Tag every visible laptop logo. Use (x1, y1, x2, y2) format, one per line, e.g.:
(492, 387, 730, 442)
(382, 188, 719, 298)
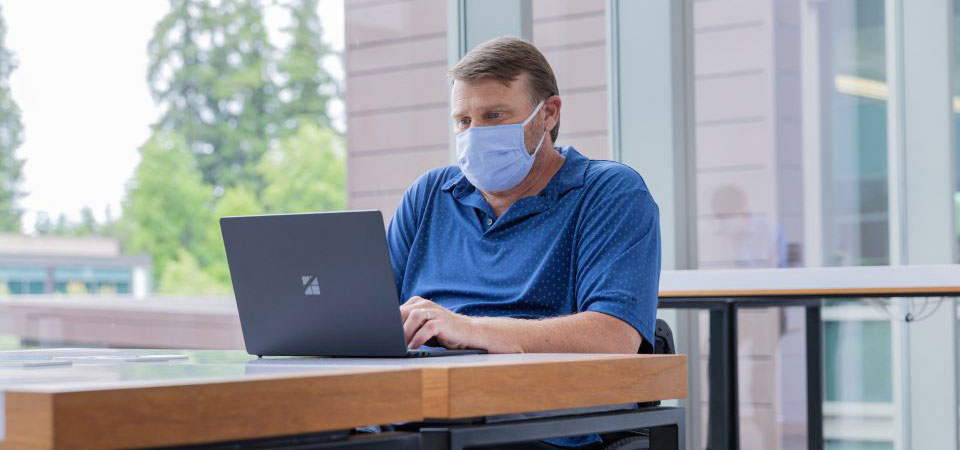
(301, 275, 321, 296)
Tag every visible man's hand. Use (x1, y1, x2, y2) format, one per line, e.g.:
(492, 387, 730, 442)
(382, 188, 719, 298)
(400, 296, 478, 350)
(399, 296, 641, 354)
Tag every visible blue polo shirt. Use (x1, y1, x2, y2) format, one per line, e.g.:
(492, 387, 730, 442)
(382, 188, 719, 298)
(387, 145, 660, 345)
(386, 146, 660, 447)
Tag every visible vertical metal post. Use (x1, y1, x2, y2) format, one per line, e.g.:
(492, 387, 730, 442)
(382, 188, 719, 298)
(805, 303, 824, 450)
(708, 303, 739, 450)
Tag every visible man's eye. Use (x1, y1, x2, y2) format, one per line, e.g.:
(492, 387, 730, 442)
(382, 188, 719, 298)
(457, 118, 471, 127)
(488, 112, 501, 120)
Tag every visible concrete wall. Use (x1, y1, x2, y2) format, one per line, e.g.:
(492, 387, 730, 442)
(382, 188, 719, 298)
(532, 0, 608, 161)
(344, 0, 451, 222)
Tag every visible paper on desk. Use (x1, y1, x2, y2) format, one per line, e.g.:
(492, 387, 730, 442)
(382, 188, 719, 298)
(52, 354, 189, 363)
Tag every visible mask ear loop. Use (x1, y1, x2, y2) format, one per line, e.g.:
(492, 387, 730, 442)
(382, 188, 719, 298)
(522, 100, 546, 126)
(524, 99, 548, 156)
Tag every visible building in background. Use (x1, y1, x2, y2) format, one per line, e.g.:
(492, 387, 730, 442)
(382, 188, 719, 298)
(0, 233, 150, 298)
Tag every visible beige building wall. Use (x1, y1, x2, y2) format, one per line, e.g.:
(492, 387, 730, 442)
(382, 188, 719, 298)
(344, 0, 451, 222)
(532, 0, 609, 161)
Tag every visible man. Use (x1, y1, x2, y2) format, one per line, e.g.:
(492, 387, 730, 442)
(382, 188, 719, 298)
(387, 35, 660, 450)
(387, 37, 660, 447)
(389, 35, 660, 357)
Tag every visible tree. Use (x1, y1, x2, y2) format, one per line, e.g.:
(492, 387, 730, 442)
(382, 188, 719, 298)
(157, 249, 228, 295)
(277, 0, 337, 132)
(123, 132, 213, 281)
(200, 185, 263, 286)
(148, 0, 281, 191)
(258, 122, 345, 213)
(0, 5, 24, 232)
(129, 0, 345, 294)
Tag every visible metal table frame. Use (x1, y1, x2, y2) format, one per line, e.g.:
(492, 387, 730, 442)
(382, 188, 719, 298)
(164, 430, 422, 449)
(416, 406, 685, 450)
(661, 291, 959, 450)
(658, 297, 823, 450)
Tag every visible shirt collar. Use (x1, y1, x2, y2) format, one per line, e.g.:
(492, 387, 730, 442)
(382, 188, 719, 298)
(441, 146, 589, 201)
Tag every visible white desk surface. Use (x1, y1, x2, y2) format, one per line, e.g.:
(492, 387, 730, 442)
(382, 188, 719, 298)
(660, 264, 960, 296)
(0, 348, 644, 392)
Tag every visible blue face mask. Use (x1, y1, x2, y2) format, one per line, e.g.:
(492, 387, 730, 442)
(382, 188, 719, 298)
(456, 100, 546, 192)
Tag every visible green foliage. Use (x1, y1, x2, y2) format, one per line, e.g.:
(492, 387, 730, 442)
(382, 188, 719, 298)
(158, 249, 229, 295)
(259, 123, 345, 213)
(278, 0, 338, 132)
(147, 0, 337, 192)
(0, 5, 24, 232)
(148, 0, 279, 190)
(34, 207, 106, 236)
(201, 185, 263, 286)
(119, 0, 344, 295)
(124, 132, 213, 282)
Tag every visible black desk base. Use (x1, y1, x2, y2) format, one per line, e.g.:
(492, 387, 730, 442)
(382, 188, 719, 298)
(418, 406, 685, 450)
(660, 298, 823, 450)
(166, 431, 421, 449)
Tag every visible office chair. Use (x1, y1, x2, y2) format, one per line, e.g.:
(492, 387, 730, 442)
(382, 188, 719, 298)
(598, 318, 676, 450)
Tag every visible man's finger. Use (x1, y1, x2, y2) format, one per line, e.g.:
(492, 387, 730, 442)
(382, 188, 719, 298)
(401, 296, 428, 306)
(400, 297, 431, 322)
(403, 308, 432, 344)
(408, 320, 440, 349)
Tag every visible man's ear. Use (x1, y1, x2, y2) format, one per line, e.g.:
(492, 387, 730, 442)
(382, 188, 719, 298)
(544, 95, 562, 131)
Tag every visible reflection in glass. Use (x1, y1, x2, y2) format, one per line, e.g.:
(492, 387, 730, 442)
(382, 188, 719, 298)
(821, 0, 889, 267)
(692, 0, 894, 448)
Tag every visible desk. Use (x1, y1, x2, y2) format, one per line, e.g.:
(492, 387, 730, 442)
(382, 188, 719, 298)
(0, 349, 687, 450)
(659, 265, 960, 450)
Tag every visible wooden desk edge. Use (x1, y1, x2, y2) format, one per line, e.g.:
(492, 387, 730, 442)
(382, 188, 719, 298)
(421, 354, 687, 419)
(2, 368, 423, 450)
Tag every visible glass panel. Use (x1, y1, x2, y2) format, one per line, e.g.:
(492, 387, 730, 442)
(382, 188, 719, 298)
(955, 0, 960, 262)
(691, 0, 893, 448)
(0, 0, 347, 349)
(825, 441, 893, 450)
(531, 0, 609, 160)
(694, 0, 888, 270)
(823, 1, 888, 267)
(824, 318, 892, 402)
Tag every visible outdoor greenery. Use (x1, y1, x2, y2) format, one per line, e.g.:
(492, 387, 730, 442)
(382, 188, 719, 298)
(1, 0, 345, 294)
(0, 4, 24, 233)
(133, 0, 345, 292)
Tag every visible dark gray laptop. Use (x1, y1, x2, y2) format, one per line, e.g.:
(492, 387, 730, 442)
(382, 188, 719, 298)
(220, 210, 485, 358)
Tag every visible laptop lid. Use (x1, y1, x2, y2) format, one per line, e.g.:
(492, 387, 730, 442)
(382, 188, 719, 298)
(220, 210, 409, 357)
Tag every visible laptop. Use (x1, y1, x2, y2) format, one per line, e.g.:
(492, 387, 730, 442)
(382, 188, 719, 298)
(220, 210, 485, 358)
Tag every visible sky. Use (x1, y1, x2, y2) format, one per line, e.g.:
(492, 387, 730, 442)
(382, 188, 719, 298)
(0, 0, 345, 233)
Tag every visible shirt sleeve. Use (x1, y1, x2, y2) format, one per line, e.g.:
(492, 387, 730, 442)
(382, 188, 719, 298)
(574, 185, 661, 346)
(386, 171, 432, 299)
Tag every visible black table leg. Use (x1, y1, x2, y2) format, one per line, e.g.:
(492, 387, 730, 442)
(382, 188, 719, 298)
(805, 303, 824, 450)
(707, 303, 739, 450)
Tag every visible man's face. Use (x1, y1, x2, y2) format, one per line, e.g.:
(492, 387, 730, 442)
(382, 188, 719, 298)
(451, 75, 548, 155)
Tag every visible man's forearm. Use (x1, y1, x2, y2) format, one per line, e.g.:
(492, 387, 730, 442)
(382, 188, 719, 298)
(469, 311, 642, 354)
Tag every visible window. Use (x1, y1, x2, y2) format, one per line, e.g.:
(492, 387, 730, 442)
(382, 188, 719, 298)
(690, 0, 894, 448)
(531, 0, 609, 160)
